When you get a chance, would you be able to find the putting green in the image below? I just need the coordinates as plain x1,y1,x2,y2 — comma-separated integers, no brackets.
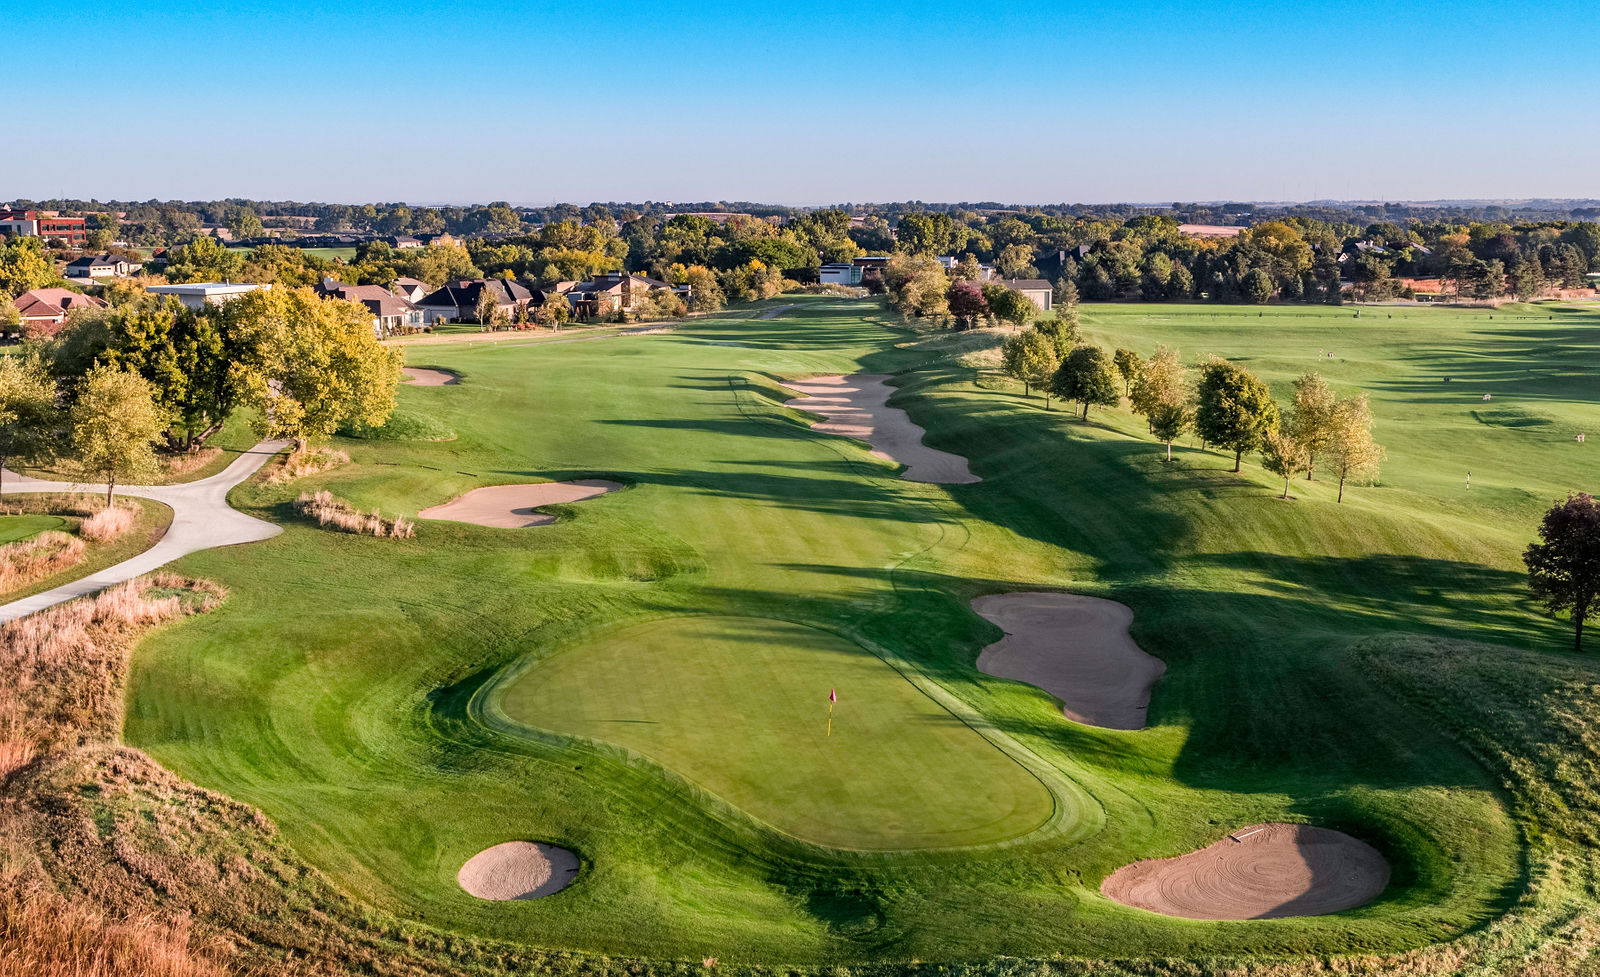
491,615,1055,850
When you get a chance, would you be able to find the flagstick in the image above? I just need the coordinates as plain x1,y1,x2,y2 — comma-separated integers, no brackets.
827,701,833,737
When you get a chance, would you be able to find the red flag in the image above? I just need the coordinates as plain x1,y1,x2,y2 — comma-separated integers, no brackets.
829,688,837,703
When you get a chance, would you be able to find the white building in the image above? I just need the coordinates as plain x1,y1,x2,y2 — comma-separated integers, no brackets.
145,281,268,311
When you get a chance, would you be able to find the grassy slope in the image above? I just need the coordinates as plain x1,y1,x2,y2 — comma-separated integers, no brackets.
122,297,1566,964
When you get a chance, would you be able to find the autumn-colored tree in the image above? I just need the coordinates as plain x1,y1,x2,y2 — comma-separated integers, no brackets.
1288,371,1337,479
1001,328,1060,404
228,288,401,451
0,237,55,299
1261,430,1309,499
1525,493,1600,652
1112,348,1142,398
1324,394,1385,502
70,364,166,507
946,280,987,329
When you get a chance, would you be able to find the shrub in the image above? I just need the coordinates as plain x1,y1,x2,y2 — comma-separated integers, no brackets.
294,490,415,539
161,446,221,478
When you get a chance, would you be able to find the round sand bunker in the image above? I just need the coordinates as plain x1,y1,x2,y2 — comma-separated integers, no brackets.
419,480,622,528
403,367,459,386
1102,823,1389,919
458,841,579,900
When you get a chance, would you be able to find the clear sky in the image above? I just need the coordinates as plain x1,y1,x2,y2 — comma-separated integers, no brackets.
9,0,1598,205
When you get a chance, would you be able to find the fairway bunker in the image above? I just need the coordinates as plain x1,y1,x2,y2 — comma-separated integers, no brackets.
1102,823,1390,919
972,593,1164,730
403,367,460,386
782,374,979,484
458,842,579,900
420,480,622,528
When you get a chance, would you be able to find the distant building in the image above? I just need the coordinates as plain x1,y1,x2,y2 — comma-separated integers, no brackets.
390,277,430,303
0,210,87,246
998,278,1053,312
64,254,134,279
386,235,423,249
561,271,678,317
318,281,424,337
415,279,534,325
144,281,268,311
13,287,105,332
820,256,890,287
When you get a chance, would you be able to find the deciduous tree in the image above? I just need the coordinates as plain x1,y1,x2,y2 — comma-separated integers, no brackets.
1261,430,1309,499
1195,357,1279,472
0,353,60,493
1052,345,1119,420
1288,371,1337,479
1001,328,1060,403
1112,348,1142,398
1324,393,1384,502
1525,493,1600,652
70,364,165,507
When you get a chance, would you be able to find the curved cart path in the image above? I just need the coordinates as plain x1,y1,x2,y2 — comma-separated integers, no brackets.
0,440,289,622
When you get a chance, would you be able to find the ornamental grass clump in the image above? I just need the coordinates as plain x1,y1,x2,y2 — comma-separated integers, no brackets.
294,489,414,539
77,503,138,543
264,446,350,485
0,530,84,593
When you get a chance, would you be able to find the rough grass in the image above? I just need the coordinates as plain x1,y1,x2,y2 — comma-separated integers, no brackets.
0,531,83,595
294,490,415,538
77,504,138,543
264,447,349,485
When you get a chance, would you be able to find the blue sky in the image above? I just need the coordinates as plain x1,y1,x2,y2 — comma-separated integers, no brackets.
8,1,1598,204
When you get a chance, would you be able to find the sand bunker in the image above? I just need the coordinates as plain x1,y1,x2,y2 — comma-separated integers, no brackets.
420,480,621,528
782,374,979,484
403,367,459,386
458,841,579,900
972,593,1165,730
1103,823,1390,919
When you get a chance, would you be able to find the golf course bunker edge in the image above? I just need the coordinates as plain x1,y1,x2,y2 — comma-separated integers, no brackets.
972,592,1165,730
402,367,460,386
1102,823,1391,919
458,841,580,900
420,479,622,528
782,374,980,484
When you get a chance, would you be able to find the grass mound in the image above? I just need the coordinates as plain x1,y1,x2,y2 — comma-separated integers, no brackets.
340,408,456,442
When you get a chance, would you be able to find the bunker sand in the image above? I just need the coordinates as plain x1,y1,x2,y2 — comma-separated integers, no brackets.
1103,823,1390,919
402,367,459,386
420,480,622,528
458,842,579,900
782,374,979,484
972,593,1164,730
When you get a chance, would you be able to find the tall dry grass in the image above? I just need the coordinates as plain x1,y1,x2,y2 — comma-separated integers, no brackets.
0,531,84,594
263,447,349,485
0,886,228,977
294,490,415,539
77,504,137,543
161,447,221,479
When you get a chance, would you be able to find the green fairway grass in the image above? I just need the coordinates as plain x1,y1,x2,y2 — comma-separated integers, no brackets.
123,296,1592,963
0,513,65,545
492,614,1055,849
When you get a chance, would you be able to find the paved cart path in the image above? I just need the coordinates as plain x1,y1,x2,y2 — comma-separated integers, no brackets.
0,439,289,622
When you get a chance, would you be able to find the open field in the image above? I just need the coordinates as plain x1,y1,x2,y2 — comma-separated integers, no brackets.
113,296,1600,965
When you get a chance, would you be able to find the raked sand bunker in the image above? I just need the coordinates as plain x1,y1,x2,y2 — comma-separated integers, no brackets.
420,480,622,528
458,842,580,900
1102,823,1390,919
972,593,1165,730
783,374,979,484
402,367,460,386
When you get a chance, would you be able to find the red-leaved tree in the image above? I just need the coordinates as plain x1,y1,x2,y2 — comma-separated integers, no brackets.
1525,492,1600,652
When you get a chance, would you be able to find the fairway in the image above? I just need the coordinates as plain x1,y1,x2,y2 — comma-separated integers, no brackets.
493,615,1054,849
121,296,1574,963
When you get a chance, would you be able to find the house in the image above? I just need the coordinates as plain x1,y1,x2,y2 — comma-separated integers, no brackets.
64,254,134,279
0,210,88,246
820,256,891,287
319,282,424,337
13,287,105,332
561,272,677,318
819,262,854,285
144,281,267,311
414,279,534,325
386,236,423,249
999,278,1053,312
390,277,429,303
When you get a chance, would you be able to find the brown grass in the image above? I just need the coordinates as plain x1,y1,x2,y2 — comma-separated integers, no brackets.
294,490,415,539
0,531,84,595
263,447,349,486
78,505,138,544
161,447,222,479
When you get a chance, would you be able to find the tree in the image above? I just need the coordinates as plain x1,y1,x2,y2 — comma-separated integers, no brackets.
996,243,1038,279
1241,267,1274,303
228,288,402,450
70,364,165,507
1194,358,1279,472
1148,401,1191,462
1324,393,1384,502
1525,493,1600,652
984,285,1038,327
163,235,244,284
683,265,724,313
1052,345,1119,420
226,209,265,241
474,288,499,327
1001,328,1060,403
1287,371,1337,479
946,280,987,329
1261,430,1309,499
1053,277,1079,309
0,237,55,298
0,353,60,493
1112,348,1142,398
1166,263,1195,300
1131,345,1190,459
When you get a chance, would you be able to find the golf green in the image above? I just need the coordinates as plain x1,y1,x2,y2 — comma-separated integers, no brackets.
492,614,1054,849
